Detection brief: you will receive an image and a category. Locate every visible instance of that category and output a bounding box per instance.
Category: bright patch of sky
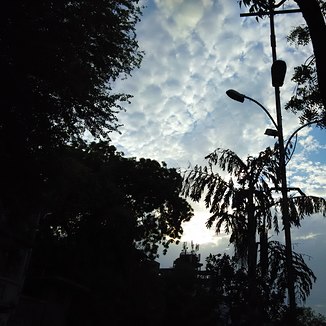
[111,0,326,314]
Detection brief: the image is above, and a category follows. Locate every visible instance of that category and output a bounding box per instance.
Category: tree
[0,3,145,323]
[206,253,250,322]
[182,146,280,324]
[182,146,325,322]
[206,250,317,324]
[285,1,326,125]
[0,1,144,226]
[182,146,278,266]
[38,141,193,259]
[26,141,193,325]
[296,307,326,326]
[238,0,326,125]
[0,1,143,144]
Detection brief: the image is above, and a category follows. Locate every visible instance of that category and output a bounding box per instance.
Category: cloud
[289,214,326,312]
[299,134,326,152]
[155,0,210,40]
[111,0,325,312]
[112,0,325,193]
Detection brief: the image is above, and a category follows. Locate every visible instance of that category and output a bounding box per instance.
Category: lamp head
[226,89,245,103]
[264,128,278,137]
[271,60,287,87]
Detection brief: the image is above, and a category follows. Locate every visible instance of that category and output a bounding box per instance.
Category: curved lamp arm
[285,119,323,152]
[244,95,279,132]
[226,89,279,131]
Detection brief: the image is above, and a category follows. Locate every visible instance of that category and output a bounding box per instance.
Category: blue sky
[111,0,326,314]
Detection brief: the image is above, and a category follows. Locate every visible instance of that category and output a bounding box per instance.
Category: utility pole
[239,1,301,322]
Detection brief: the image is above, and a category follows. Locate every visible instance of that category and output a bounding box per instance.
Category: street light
[226,59,297,314]
[226,86,323,312]
[264,128,278,137]
[227,61,323,320]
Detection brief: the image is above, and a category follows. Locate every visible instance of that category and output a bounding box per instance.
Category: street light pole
[235,2,303,322]
[272,71,297,316]
[226,70,297,318]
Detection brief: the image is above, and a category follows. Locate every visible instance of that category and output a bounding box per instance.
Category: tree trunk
[247,185,259,324]
[294,0,326,119]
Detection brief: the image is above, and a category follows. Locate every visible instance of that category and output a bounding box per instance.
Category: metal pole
[269,1,296,318]
[274,83,296,315]
[247,184,258,323]
[237,3,302,321]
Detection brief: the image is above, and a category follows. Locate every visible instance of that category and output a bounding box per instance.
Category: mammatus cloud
[111,0,326,314]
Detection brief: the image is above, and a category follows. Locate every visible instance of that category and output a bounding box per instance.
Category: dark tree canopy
[25,141,193,324]
[0,0,143,151]
[182,145,325,323]
[38,141,193,260]
[0,1,144,224]
[238,0,326,125]
[0,3,198,325]
[206,250,316,324]
[285,1,326,125]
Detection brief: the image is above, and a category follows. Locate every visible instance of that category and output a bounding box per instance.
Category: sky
[110,0,326,314]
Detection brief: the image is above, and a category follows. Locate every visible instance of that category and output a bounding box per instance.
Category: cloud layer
[111,0,326,314]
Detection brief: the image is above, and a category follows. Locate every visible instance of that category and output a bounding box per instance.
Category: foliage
[182,146,278,260]
[286,3,326,125]
[26,141,193,324]
[287,25,311,46]
[0,0,147,260]
[0,0,144,233]
[0,0,143,147]
[206,252,286,323]
[206,253,248,305]
[237,0,326,125]
[238,0,287,17]
[182,144,326,251]
[284,55,323,124]
[266,241,316,303]
[296,307,326,326]
[37,141,193,261]
[206,249,316,323]
[288,195,326,227]
[183,145,324,323]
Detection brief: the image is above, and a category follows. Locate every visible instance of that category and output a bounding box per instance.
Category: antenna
[182,242,188,254]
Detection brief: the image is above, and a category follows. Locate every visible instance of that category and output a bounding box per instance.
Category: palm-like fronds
[182,146,279,263]
[183,144,324,311]
[267,241,316,303]
[205,148,247,177]
[289,196,326,225]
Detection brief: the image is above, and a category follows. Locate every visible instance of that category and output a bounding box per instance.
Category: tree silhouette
[285,1,326,125]
[239,0,326,125]
[182,146,277,266]
[0,0,144,232]
[182,145,325,322]
[1,1,143,143]
[296,307,326,326]
[206,250,317,324]
[183,146,280,323]
[0,4,144,320]
[25,141,193,325]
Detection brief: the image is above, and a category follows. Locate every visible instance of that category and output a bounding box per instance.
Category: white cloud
[111,0,325,312]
